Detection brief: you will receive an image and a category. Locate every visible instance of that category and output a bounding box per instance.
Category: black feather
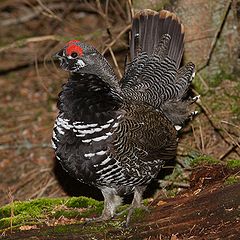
[130,9,184,68]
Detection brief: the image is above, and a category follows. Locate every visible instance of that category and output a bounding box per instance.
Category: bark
[4,182,240,240]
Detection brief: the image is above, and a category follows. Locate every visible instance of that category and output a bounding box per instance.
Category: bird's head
[53,40,121,92]
[53,40,102,73]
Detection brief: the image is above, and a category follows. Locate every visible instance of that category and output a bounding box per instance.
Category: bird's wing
[112,102,177,178]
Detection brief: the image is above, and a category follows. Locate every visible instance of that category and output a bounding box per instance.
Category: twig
[35,55,55,98]
[8,189,14,234]
[191,124,201,152]
[219,145,237,160]
[102,24,131,54]
[0,143,51,150]
[221,120,240,130]
[96,0,112,38]
[198,119,205,153]
[36,0,62,21]
[197,73,209,93]
[1,3,67,26]
[127,0,134,19]
[197,0,233,72]
[109,47,122,78]
[0,35,63,53]
[158,180,190,188]
[221,126,240,149]
[36,178,57,198]
[193,89,230,145]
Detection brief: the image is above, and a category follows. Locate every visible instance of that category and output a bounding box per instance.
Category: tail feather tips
[130,9,184,68]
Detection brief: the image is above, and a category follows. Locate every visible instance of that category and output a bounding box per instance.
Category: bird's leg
[100,187,122,220]
[126,186,147,226]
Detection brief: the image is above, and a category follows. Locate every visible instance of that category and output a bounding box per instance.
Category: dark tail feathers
[130,9,184,69]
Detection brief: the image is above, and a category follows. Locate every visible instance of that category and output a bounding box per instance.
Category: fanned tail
[130,9,184,68]
[122,10,197,127]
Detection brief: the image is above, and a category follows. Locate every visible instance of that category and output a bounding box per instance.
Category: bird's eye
[70,52,78,58]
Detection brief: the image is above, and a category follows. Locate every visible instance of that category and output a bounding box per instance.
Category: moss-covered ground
[0,197,103,233]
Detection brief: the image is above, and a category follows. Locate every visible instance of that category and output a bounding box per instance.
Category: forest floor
[0,1,240,239]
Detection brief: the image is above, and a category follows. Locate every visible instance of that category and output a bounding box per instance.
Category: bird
[52,9,197,224]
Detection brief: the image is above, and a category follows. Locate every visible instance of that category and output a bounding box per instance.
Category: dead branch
[109,47,122,78]
[197,0,233,72]
[102,24,131,54]
[0,35,63,54]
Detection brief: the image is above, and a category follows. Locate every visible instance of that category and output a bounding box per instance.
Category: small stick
[127,0,134,19]
[197,0,232,72]
[102,25,131,54]
[36,0,62,21]
[0,35,62,53]
[159,180,190,188]
[34,55,54,97]
[219,145,237,160]
[109,47,122,78]
[8,189,14,234]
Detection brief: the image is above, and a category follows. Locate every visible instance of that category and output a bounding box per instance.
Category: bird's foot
[126,204,149,227]
[84,213,113,226]
[116,204,149,227]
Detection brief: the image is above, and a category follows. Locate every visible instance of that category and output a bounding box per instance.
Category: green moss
[231,101,240,118]
[192,76,206,95]
[226,159,240,169]
[131,208,148,222]
[188,154,219,166]
[224,175,240,185]
[0,197,103,231]
[209,70,233,88]
[65,196,101,208]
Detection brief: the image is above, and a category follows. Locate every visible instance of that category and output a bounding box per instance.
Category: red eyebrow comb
[65,40,83,56]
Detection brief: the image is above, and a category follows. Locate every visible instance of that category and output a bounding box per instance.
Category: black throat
[58,73,122,123]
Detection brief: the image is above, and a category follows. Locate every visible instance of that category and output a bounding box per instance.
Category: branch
[0,35,63,53]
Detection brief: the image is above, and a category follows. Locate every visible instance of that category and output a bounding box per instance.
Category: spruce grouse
[52,9,197,223]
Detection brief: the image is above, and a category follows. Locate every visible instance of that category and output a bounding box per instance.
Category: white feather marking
[57,117,73,130]
[51,139,57,149]
[96,164,113,174]
[92,135,109,142]
[76,134,85,137]
[99,166,121,179]
[192,111,198,115]
[100,156,111,165]
[52,130,58,141]
[77,127,103,135]
[107,119,114,123]
[56,126,64,135]
[112,122,119,128]
[84,153,95,158]
[77,59,86,67]
[73,123,98,129]
[82,132,111,143]
[100,123,110,129]
[193,95,201,103]
[175,125,182,131]
[96,150,106,156]
[73,121,83,124]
